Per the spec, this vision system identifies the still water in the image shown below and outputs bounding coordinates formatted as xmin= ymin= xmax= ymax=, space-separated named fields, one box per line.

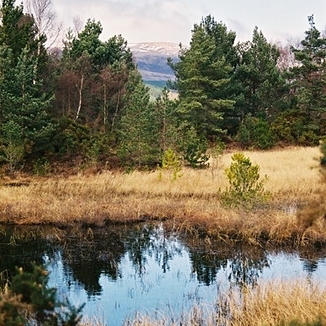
xmin=1 ymin=223 xmax=326 ymax=325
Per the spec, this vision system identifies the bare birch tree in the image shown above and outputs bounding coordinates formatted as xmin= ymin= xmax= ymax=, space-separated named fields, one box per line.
xmin=24 ymin=0 xmax=62 ymax=49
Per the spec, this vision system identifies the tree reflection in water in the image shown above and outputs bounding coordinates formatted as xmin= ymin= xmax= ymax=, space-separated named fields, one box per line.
xmin=0 ymin=225 xmax=58 ymax=288
xmin=60 ymin=227 xmax=126 ymax=296
xmin=179 ymin=234 xmax=270 ymax=287
xmin=57 ymin=223 xmax=183 ymax=297
xmin=124 ymin=224 xmax=183 ymax=276
xmin=227 ymin=248 xmax=270 ymax=287
xmin=299 ymin=247 xmax=326 ymax=276
xmin=1 ymin=223 xmax=326 ymax=298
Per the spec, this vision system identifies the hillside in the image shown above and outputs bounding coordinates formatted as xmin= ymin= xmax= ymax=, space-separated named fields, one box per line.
xmin=129 ymin=42 xmax=180 ymax=84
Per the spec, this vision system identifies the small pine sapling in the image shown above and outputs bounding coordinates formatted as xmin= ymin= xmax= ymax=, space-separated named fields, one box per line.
xmin=220 ymin=152 xmax=269 ymax=208
xmin=158 ymin=148 xmax=183 ymax=181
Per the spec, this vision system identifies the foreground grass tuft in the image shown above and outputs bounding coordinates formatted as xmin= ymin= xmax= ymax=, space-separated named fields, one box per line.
xmin=124 ymin=280 xmax=326 ymax=326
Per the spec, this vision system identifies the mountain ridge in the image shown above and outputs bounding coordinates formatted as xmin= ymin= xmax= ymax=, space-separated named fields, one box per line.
xmin=128 ymin=42 xmax=181 ymax=56
xmin=129 ymin=42 xmax=181 ymax=82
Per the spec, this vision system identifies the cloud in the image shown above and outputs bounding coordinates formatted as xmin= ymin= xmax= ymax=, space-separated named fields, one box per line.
xmin=35 ymin=0 xmax=326 ymax=47
xmin=51 ymin=0 xmax=197 ymax=44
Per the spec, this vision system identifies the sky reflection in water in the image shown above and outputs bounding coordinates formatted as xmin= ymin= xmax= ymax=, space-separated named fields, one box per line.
xmin=42 ymin=224 xmax=326 ymax=326
xmin=2 ymin=224 xmax=326 ymax=326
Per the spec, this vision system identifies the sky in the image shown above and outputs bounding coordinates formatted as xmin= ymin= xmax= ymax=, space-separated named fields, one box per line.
xmin=40 ymin=0 xmax=326 ymax=46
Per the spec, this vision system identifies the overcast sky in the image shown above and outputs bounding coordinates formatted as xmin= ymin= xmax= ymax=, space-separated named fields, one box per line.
xmin=47 ymin=0 xmax=326 ymax=45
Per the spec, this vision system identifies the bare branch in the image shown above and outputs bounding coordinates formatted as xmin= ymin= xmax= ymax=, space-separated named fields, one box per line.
xmin=73 ymin=16 xmax=83 ymax=35
xmin=24 ymin=0 xmax=63 ymax=49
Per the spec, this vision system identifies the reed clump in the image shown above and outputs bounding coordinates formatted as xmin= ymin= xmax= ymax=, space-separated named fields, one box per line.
xmin=221 ymin=280 xmax=326 ymax=326
xmin=124 ymin=280 xmax=326 ymax=326
xmin=0 ymin=146 xmax=324 ymax=247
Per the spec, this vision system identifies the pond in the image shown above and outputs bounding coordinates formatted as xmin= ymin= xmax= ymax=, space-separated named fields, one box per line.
xmin=1 ymin=223 xmax=326 ymax=325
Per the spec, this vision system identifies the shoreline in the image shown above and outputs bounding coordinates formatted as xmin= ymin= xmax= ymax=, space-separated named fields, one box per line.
xmin=0 ymin=146 xmax=325 ymax=249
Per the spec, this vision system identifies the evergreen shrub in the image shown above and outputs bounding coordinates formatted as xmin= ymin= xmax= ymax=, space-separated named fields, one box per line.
xmin=0 ymin=264 xmax=84 ymax=325
xmin=180 ymin=126 xmax=210 ymax=168
xmin=237 ymin=115 xmax=274 ymax=149
xmin=158 ymin=148 xmax=183 ymax=180
xmin=220 ymin=152 xmax=269 ymax=208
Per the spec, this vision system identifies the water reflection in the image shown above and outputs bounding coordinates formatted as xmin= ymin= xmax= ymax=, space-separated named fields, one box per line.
xmin=227 ymin=249 xmax=270 ymax=287
xmin=0 ymin=225 xmax=57 ymax=287
xmin=299 ymin=248 xmax=326 ymax=276
xmin=1 ymin=223 xmax=326 ymax=325
xmin=179 ymin=234 xmax=270 ymax=287
xmin=61 ymin=227 xmax=126 ymax=296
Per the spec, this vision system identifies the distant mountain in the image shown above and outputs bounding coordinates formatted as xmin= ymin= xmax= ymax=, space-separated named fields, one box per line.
xmin=129 ymin=42 xmax=181 ymax=83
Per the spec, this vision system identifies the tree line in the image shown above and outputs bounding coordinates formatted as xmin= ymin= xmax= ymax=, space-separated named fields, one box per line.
xmin=0 ymin=0 xmax=325 ymax=174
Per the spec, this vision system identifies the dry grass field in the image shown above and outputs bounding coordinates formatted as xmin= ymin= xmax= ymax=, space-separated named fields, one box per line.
xmin=0 ymin=146 xmax=325 ymax=247
xmin=1 ymin=146 xmax=326 ymax=326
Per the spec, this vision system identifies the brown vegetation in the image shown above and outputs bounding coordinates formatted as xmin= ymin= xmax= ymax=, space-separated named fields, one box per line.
xmin=0 ymin=146 xmax=325 ymax=247
xmin=125 ymin=280 xmax=326 ymax=326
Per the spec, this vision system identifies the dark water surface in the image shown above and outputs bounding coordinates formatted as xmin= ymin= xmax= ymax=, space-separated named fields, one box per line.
xmin=1 ymin=223 xmax=326 ymax=325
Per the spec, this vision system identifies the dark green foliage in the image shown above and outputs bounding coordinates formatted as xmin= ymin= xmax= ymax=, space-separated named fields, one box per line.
xmin=2 ymin=7 xmax=326 ymax=172
xmin=63 ymin=20 xmax=133 ymax=72
xmin=271 ymin=110 xmax=320 ymax=146
xmin=59 ymin=20 xmax=135 ymax=130
xmin=220 ymin=153 xmax=269 ymax=208
xmin=236 ymin=115 xmax=275 ymax=149
xmin=231 ymin=27 xmax=288 ymax=123
xmin=52 ymin=118 xmax=114 ymax=166
xmin=180 ymin=125 xmax=210 ymax=168
xmin=0 ymin=1 xmax=54 ymax=166
xmin=117 ymin=71 xmax=160 ymax=168
xmin=153 ymin=87 xmax=180 ymax=152
xmin=1 ymin=264 xmax=84 ymax=325
xmin=0 ymin=45 xmax=55 ymax=158
xmin=52 ymin=118 xmax=91 ymax=157
xmin=321 ymin=140 xmax=326 ymax=166
xmin=0 ymin=0 xmax=40 ymax=66
xmin=320 ymin=140 xmax=326 ymax=184
xmin=170 ymin=15 xmax=235 ymax=140
xmin=0 ymin=120 xmax=24 ymax=173
xmin=288 ymin=15 xmax=326 ymax=143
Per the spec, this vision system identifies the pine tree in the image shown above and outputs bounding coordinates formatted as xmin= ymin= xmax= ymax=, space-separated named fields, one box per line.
xmin=289 ymin=15 xmax=326 ymax=141
xmin=1 ymin=46 xmax=55 ymax=158
xmin=0 ymin=0 xmax=38 ymax=65
xmin=232 ymin=27 xmax=288 ymax=121
xmin=170 ymin=15 xmax=235 ymax=141
xmin=153 ymin=88 xmax=179 ymax=152
xmin=117 ymin=71 xmax=160 ymax=168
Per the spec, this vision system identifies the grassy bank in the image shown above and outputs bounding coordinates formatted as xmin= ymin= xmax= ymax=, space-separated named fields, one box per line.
xmin=0 ymin=146 xmax=325 ymax=247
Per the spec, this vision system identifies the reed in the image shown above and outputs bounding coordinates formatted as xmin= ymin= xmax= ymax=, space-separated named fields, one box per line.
xmin=224 ymin=280 xmax=326 ymax=326
xmin=80 ymin=316 xmax=106 ymax=326
xmin=124 ymin=279 xmax=326 ymax=326
xmin=0 ymin=146 xmax=324 ymax=246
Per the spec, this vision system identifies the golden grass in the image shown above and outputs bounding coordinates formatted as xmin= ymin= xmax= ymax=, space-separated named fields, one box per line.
xmin=0 ymin=146 xmax=325 ymax=246
xmin=124 ymin=279 xmax=326 ymax=326
xmin=80 ymin=316 xmax=106 ymax=326
xmin=226 ymin=280 xmax=326 ymax=326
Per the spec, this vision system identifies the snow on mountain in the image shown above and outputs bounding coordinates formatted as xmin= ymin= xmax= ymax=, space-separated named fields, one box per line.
xmin=128 ymin=42 xmax=181 ymax=56
xmin=129 ymin=42 xmax=182 ymax=82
